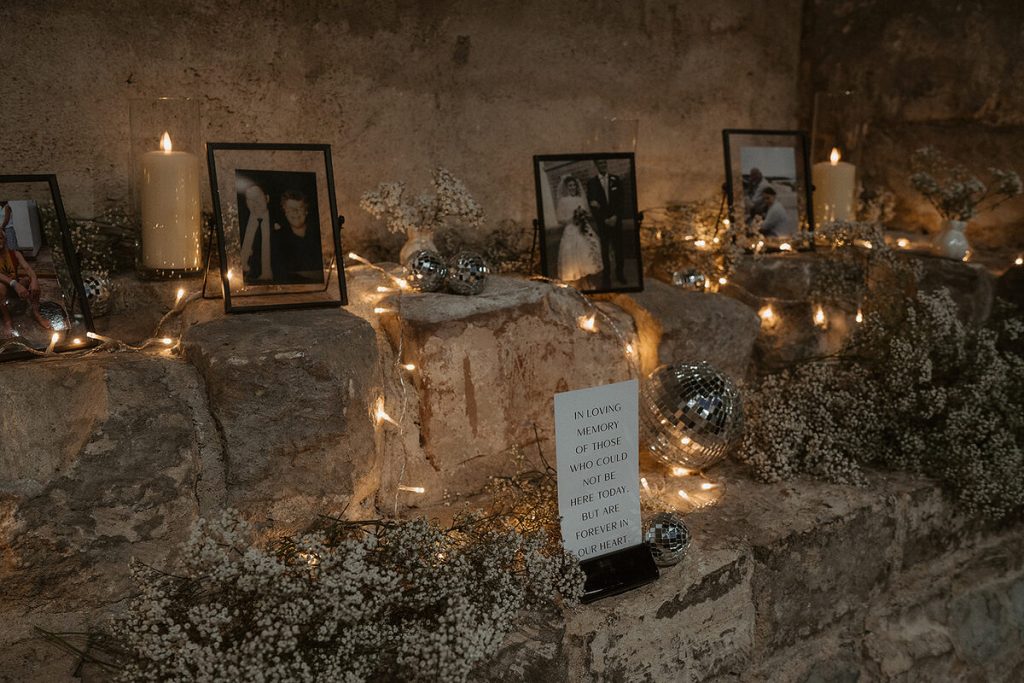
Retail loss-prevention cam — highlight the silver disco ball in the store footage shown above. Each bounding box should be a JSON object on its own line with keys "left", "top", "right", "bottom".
{"left": 672, "top": 269, "right": 706, "bottom": 291}
{"left": 640, "top": 361, "right": 743, "bottom": 470}
{"left": 405, "top": 250, "right": 448, "bottom": 293}
{"left": 644, "top": 511, "right": 691, "bottom": 567}
{"left": 446, "top": 251, "right": 489, "bottom": 295}
{"left": 81, "top": 271, "right": 113, "bottom": 317}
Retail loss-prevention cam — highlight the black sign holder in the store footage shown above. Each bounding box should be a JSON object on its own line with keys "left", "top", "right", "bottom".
{"left": 578, "top": 542, "right": 659, "bottom": 603}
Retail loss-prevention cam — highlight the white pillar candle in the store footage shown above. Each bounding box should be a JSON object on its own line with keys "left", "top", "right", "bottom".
{"left": 812, "top": 148, "right": 857, "bottom": 225}
{"left": 140, "top": 132, "right": 201, "bottom": 271}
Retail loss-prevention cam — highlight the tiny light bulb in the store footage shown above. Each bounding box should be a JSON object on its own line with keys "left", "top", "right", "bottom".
{"left": 896, "top": 238, "right": 910, "bottom": 249}
{"left": 398, "top": 485, "right": 426, "bottom": 494}
{"left": 759, "top": 305, "right": 775, "bottom": 322}
{"left": 700, "top": 482, "right": 716, "bottom": 491}
{"left": 712, "top": 236, "right": 720, "bottom": 244}
{"left": 625, "top": 343, "right": 634, "bottom": 355}
{"left": 680, "top": 436, "right": 691, "bottom": 446}
{"left": 373, "top": 397, "right": 397, "bottom": 426}
{"left": 394, "top": 278, "right": 411, "bottom": 290}
{"left": 401, "top": 363, "right": 416, "bottom": 371}
{"left": 718, "top": 276, "right": 728, "bottom": 285}
{"left": 756, "top": 240, "right": 765, "bottom": 250}
{"left": 175, "top": 288, "right": 185, "bottom": 303}
{"left": 814, "top": 305, "right": 827, "bottom": 328}
{"left": 694, "top": 239, "right": 707, "bottom": 248}
{"left": 578, "top": 314, "right": 597, "bottom": 332}
{"left": 373, "top": 307, "right": 390, "bottom": 314}
{"left": 962, "top": 251, "right": 971, "bottom": 262}
{"left": 855, "top": 308, "right": 864, "bottom": 324}
{"left": 46, "top": 332, "right": 60, "bottom": 354}
{"left": 226, "top": 269, "right": 234, "bottom": 280}
{"left": 161, "top": 337, "right": 173, "bottom": 345}
{"left": 376, "top": 286, "right": 394, "bottom": 293}
{"left": 1015, "top": 256, "right": 1023, "bottom": 266}
{"left": 640, "top": 477, "right": 652, "bottom": 494}
{"left": 779, "top": 242, "right": 793, "bottom": 252}
{"left": 678, "top": 490, "right": 691, "bottom": 500}
{"left": 671, "top": 466, "right": 691, "bottom": 477}
{"left": 71, "top": 338, "right": 82, "bottom": 345}
{"left": 723, "top": 218, "right": 731, "bottom": 227}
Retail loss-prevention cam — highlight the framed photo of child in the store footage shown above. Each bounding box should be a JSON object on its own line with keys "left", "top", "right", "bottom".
{"left": 207, "top": 143, "right": 347, "bottom": 313}
{"left": 0, "top": 174, "right": 96, "bottom": 361}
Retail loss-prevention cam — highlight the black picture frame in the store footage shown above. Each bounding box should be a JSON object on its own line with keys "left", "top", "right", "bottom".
{"left": 533, "top": 152, "right": 644, "bottom": 294}
{"left": 722, "top": 129, "right": 814, "bottom": 239}
{"left": 0, "top": 174, "right": 96, "bottom": 362}
{"left": 207, "top": 142, "right": 347, "bottom": 313}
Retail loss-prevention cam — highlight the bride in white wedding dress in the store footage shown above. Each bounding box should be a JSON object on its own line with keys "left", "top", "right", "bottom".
{"left": 555, "top": 175, "right": 603, "bottom": 283}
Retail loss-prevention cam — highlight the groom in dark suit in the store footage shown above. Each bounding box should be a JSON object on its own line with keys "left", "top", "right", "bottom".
{"left": 586, "top": 159, "right": 626, "bottom": 289}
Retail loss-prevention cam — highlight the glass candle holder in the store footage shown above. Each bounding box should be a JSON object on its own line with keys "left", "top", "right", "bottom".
{"left": 810, "top": 91, "right": 866, "bottom": 227}
{"left": 129, "top": 97, "right": 203, "bottom": 279}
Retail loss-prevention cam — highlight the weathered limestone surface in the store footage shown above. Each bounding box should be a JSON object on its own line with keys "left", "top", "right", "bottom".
{"left": 183, "top": 307, "right": 382, "bottom": 525}
{"left": 485, "top": 464, "right": 1024, "bottom": 682}
{"left": 727, "top": 252, "right": 998, "bottom": 370}
{"left": 0, "top": 355, "right": 223, "bottom": 681}
{"left": 607, "top": 278, "right": 760, "bottom": 381}
{"left": 375, "top": 275, "right": 637, "bottom": 499}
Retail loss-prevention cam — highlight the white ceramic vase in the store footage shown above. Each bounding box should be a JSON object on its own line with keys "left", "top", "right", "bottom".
{"left": 399, "top": 227, "right": 438, "bottom": 265}
{"left": 932, "top": 219, "right": 970, "bottom": 260}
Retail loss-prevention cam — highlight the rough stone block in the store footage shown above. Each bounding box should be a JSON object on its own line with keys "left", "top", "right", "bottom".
{"left": 0, "top": 354, "right": 222, "bottom": 679}
{"left": 376, "top": 276, "right": 636, "bottom": 498}
{"left": 607, "top": 278, "right": 760, "bottom": 381}
{"left": 183, "top": 307, "right": 382, "bottom": 525}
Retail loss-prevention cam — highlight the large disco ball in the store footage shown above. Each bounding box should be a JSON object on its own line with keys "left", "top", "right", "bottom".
{"left": 640, "top": 361, "right": 743, "bottom": 470}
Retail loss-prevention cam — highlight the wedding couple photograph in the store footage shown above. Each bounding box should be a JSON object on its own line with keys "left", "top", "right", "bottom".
{"left": 534, "top": 153, "right": 643, "bottom": 294}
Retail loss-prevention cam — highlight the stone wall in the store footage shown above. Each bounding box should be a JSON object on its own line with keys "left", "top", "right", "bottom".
{"left": 0, "top": 0, "right": 802, "bottom": 254}
{"left": 799, "top": 0, "right": 1024, "bottom": 249}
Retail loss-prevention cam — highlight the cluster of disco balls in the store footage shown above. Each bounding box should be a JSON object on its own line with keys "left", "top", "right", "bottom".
{"left": 405, "top": 249, "right": 489, "bottom": 295}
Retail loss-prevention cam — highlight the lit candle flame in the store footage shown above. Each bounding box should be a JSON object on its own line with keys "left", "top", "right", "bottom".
{"left": 830, "top": 147, "right": 841, "bottom": 165}
{"left": 578, "top": 314, "right": 597, "bottom": 332}
{"left": 160, "top": 132, "right": 173, "bottom": 153}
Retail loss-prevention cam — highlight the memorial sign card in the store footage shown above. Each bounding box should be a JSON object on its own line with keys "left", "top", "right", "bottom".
{"left": 554, "top": 379, "right": 642, "bottom": 561}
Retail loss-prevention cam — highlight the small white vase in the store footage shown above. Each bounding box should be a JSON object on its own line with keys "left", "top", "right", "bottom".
{"left": 399, "top": 227, "right": 438, "bottom": 265}
{"left": 932, "top": 219, "right": 970, "bottom": 260}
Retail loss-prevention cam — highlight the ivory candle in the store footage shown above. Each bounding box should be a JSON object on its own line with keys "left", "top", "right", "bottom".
{"left": 140, "top": 132, "right": 201, "bottom": 271}
{"left": 812, "top": 147, "right": 856, "bottom": 225}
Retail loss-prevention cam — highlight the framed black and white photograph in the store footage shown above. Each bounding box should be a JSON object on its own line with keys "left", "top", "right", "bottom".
{"left": 0, "top": 174, "right": 95, "bottom": 361}
{"left": 533, "top": 153, "right": 644, "bottom": 294}
{"left": 208, "top": 143, "right": 347, "bottom": 312}
{"left": 722, "top": 129, "right": 814, "bottom": 239}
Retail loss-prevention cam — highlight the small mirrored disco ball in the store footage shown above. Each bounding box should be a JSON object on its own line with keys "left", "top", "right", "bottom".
{"left": 644, "top": 511, "right": 691, "bottom": 567}
{"left": 81, "top": 271, "right": 113, "bottom": 316}
{"left": 405, "top": 250, "right": 448, "bottom": 293}
{"left": 672, "top": 269, "right": 706, "bottom": 291}
{"left": 640, "top": 361, "right": 743, "bottom": 470}
{"left": 447, "top": 251, "right": 489, "bottom": 295}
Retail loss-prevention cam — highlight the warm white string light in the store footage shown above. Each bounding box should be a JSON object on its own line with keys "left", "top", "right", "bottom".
{"left": 398, "top": 484, "right": 426, "bottom": 494}
{"left": 45, "top": 332, "right": 60, "bottom": 355}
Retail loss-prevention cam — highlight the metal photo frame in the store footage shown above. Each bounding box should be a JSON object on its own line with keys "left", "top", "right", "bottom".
{"left": 0, "top": 174, "right": 96, "bottom": 362}
{"left": 722, "top": 129, "right": 814, "bottom": 239}
{"left": 207, "top": 143, "right": 347, "bottom": 313}
{"left": 533, "top": 152, "right": 644, "bottom": 294}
